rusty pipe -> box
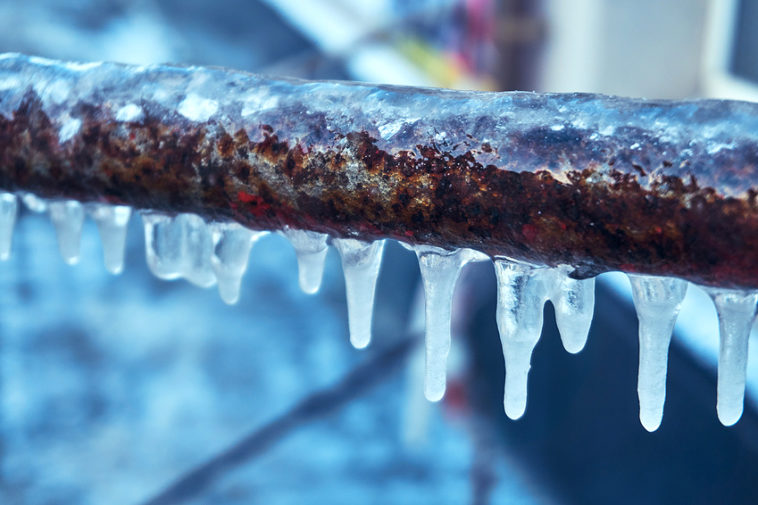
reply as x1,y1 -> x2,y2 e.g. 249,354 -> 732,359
0,53 -> 757,289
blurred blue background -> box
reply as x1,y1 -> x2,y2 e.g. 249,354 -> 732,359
1,1 -> 758,504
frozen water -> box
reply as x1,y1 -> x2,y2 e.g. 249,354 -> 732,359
0,192 -> 18,260
494,259 -> 551,420
88,204 -> 131,274
48,200 -> 85,265
20,192 -> 48,213
142,212 -> 215,287
143,213 -> 184,280
211,223 -> 267,304
549,270 -> 595,354
411,245 -> 485,402
279,227 -> 329,295
629,274 -> 688,431
179,214 -> 216,288
2,189 -> 753,432
333,238 -> 385,349
706,288 -> 758,426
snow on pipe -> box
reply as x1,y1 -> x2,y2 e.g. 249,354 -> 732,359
1,53 -> 757,429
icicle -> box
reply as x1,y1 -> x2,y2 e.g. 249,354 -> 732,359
413,246 -> 483,402
48,200 -> 84,265
629,275 -> 688,432
143,213 -> 183,280
706,288 -> 758,426
494,259 -> 550,420
0,192 -> 18,260
279,227 -> 329,294
549,271 -> 595,354
19,192 -> 47,213
142,212 -> 215,286
211,223 -> 266,304
88,204 -> 131,274
179,214 -> 216,288
333,238 -> 385,349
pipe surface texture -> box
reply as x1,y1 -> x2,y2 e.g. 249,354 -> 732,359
0,53 -> 756,288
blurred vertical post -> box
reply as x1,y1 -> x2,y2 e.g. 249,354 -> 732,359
492,0 -> 545,91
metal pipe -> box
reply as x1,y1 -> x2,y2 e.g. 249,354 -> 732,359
0,53 -> 757,288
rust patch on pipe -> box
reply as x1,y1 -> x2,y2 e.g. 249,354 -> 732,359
0,55 -> 757,289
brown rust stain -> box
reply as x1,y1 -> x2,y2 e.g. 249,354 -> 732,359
1,93 -> 757,289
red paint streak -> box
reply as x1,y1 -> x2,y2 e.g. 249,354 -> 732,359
619,263 -> 637,272
237,191 -> 270,217
521,224 -> 537,242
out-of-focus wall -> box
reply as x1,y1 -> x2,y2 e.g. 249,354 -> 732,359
540,0 -> 709,98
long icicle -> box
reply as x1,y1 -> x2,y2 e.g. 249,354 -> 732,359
707,289 -> 758,426
629,274 -> 688,431
494,259 -> 550,420
414,246 -> 483,402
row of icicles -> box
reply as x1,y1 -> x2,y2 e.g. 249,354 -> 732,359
0,191 -> 755,432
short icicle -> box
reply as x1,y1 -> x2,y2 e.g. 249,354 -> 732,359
19,192 -> 47,213
142,212 -> 216,286
413,246 -> 483,402
494,259 -> 551,420
211,223 -> 266,304
179,214 -> 216,288
142,212 -> 184,280
629,274 -> 688,432
88,204 -> 131,274
549,270 -> 595,354
48,200 -> 85,265
280,228 -> 329,294
706,288 -> 758,426
0,192 -> 18,260
333,238 -> 385,349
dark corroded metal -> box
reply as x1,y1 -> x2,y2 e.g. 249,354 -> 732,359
0,53 -> 757,288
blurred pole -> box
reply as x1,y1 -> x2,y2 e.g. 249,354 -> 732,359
492,0 -> 546,91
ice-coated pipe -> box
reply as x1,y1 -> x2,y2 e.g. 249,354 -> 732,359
1,53 -> 758,288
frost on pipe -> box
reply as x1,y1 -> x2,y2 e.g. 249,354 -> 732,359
1,53 -> 758,429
